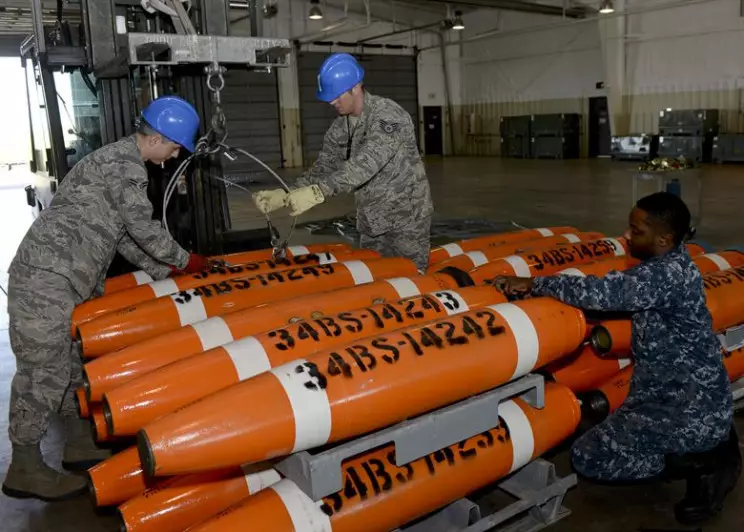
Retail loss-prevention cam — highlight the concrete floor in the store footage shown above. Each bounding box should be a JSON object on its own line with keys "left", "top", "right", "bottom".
{"left": 0, "top": 158, "right": 743, "bottom": 531}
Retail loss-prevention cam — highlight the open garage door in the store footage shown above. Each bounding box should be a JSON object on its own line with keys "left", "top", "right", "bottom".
{"left": 220, "top": 68, "right": 283, "bottom": 183}
{"left": 297, "top": 51, "right": 419, "bottom": 166}
{"left": 220, "top": 68, "right": 283, "bottom": 231}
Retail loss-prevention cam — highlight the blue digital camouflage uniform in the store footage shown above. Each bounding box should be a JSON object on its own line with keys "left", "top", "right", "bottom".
{"left": 8, "top": 134, "right": 190, "bottom": 446}
{"left": 532, "top": 244, "right": 732, "bottom": 481}
{"left": 294, "top": 90, "right": 433, "bottom": 272}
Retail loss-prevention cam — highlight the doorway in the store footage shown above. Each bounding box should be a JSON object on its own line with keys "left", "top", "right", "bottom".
{"left": 423, "top": 106, "right": 443, "bottom": 156}
{"left": 589, "top": 96, "right": 612, "bottom": 158}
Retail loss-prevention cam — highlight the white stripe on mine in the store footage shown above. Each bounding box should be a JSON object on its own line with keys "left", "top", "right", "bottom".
{"left": 432, "top": 290, "right": 470, "bottom": 316}
{"left": 287, "top": 245, "right": 310, "bottom": 256}
{"left": 171, "top": 291, "right": 208, "bottom": 326}
{"left": 564, "top": 233, "right": 581, "bottom": 243}
{"left": 606, "top": 238, "right": 626, "bottom": 256}
{"left": 271, "top": 359, "right": 332, "bottom": 452}
{"left": 272, "top": 479, "right": 332, "bottom": 532}
{"left": 499, "top": 399, "right": 535, "bottom": 473}
{"left": 504, "top": 255, "right": 531, "bottom": 277}
{"left": 223, "top": 336, "right": 272, "bottom": 381}
{"left": 536, "top": 228, "right": 554, "bottom": 237}
{"left": 559, "top": 268, "right": 585, "bottom": 277}
{"left": 149, "top": 278, "right": 180, "bottom": 298}
{"left": 344, "top": 260, "right": 374, "bottom": 285}
{"left": 317, "top": 252, "right": 337, "bottom": 265}
{"left": 192, "top": 317, "right": 234, "bottom": 350}
{"left": 489, "top": 303, "right": 540, "bottom": 380}
{"left": 703, "top": 253, "right": 731, "bottom": 271}
{"left": 618, "top": 358, "right": 632, "bottom": 370}
{"left": 386, "top": 277, "right": 421, "bottom": 299}
{"left": 467, "top": 251, "right": 489, "bottom": 267}
{"left": 442, "top": 243, "right": 464, "bottom": 257}
{"left": 242, "top": 466, "right": 282, "bottom": 495}
{"left": 132, "top": 271, "right": 154, "bottom": 285}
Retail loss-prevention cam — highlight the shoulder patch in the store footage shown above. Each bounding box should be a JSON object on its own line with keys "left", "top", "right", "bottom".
{"left": 378, "top": 119, "right": 400, "bottom": 134}
{"left": 128, "top": 178, "right": 149, "bottom": 190}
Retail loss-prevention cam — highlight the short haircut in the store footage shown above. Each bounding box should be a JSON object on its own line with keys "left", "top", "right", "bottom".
{"left": 137, "top": 120, "right": 158, "bottom": 136}
{"left": 636, "top": 191, "right": 692, "bottom": 246}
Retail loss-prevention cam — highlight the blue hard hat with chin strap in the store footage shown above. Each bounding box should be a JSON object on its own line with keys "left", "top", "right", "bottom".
{"left": 141, "top": 95, "right": 200, "bottom": 153}
{"left": 316, "top": 53, "right": 365, "bottom": 103}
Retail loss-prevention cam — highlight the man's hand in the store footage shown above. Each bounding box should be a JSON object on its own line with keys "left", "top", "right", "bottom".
{"left": 491, "top": 276, "right": 534, "bottom": 298}
{"left": 252, "top": 189, "right": 289, "bottom": 214}
{"left": 286, "top": 185, "right": 325, "bottom": 217}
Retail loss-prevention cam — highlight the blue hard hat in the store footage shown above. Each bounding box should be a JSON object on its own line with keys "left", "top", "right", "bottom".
{"left": 316, "top": 53, "right": 365, "bottom": 103}
{"left": 141, "top": 95, "right": 200, "bottom": 153}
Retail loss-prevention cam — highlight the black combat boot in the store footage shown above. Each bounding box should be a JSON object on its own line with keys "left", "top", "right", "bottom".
{"left": 674, "top": 425, "right": 741, "bottom": 525}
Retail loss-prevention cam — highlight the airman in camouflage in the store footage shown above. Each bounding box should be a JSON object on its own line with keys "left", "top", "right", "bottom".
{"left": 253, "top": 54, "right": 433, "bottom": 272}
{"left": 3, "top": 96, "right": 210, "bottom": 502}
{"left": 493, "top": 192, "right": 740, "bottom": 525}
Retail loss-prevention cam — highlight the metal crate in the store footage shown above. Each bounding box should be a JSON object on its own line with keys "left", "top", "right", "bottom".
{"left": 531, "top": 135, "right": 580, "bottom": 159}
{"left": 500, "top": 115, "right": 531, "bottom": 138}
{"left": 530, "top": 113, "right": 580, "bottom": 138}
{"left": 657, "top": 136, "right": 704, "bottom": 162}
{"left": 501, "top": 136, "right": 531, "bottom": 158}
{"left": 712, "top": 134, "right": 744, "bottom": 163}
{"left": 658, "top": 109, "right": 719, "bottom": 136}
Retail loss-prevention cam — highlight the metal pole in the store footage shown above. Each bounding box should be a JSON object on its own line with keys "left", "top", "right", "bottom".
{"left": 249, "top": 0, "right": 259, "bottom": 36}
{"left": 357, "top": 21, "right": 442, "bottom": 44}
{"left": 439, "top": 31, "right": 455, "bottom": 156}
{"left": 29, "top": 0, "right": 45, "bottom": 53}
{"left": 22, "top": 59, "right": 38, "bottom": 172}
{"left": 38, "top": 65, "right": 70, "bottom": 180}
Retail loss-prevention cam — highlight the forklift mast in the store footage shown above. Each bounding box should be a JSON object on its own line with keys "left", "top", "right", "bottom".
{"left": 20, "top": 0, "right": 290, "bottom": 258}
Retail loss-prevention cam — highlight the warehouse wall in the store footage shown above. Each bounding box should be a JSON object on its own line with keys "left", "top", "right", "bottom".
{"left": 458, "top": 9, "right": 603, "bottom": 156}
{"left": 456, "top": 0, "right": 744, "bottom": 156}
{"left": 625, "top": 0, "right": 744, "bottom": 133}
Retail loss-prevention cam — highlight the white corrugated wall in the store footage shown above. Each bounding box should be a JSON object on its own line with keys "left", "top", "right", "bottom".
{"left": 456, "top": 0, "right": 744, "bottom": 155}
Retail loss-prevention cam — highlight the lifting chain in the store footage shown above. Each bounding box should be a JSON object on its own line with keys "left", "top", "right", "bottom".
{"left": 194, "top": 63, "right": 227, "bottom": 155}
{"left": 195, "top": 63, "right": 291, "bottom": 259}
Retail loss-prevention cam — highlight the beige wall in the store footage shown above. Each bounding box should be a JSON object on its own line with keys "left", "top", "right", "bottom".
{"left": 627, "top": 89, "right": 744, "bottom": 134}
{"left": 452, "top": 98, "right": 590, "bottom": 157}
{"left": 449, "top": 88, "right": 744, "bottom": 158}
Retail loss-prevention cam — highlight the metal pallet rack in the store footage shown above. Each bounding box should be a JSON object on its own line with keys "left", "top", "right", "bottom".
{"left": 275, "top": 374, "right": 576, "bottom": 532}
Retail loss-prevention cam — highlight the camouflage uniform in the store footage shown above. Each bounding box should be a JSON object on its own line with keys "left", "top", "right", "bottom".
{"left": 294, "top": 91, "right": 433, "bottom": 272}
{"left": 8, "top": 135, "right": 189, "bottom": 446}
{"left": 532, "top": 245, "right": 732, "bottom": 481}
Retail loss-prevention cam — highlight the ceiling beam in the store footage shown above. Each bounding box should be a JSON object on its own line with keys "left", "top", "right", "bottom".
{"left": 324, "top": 0, "right": 446, "bottom": 25}
{"left": 423, "top": 0, "right": 590, "bottom": 18}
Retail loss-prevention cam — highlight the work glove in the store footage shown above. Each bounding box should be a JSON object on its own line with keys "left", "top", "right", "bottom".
{"left": 252, "top": 189, "right": 289, "bottom": 214}
{"left": 286, "top": 185, "right": 325, "bottom": 217}
{"left": 182, "top": 253, "right": 212, "bottom": 273}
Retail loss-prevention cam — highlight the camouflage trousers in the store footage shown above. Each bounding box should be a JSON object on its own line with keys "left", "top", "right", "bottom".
{"left": 7, "top": 263, "right": 83, "bottom": 446}
{"left": 571, "top": 402, "right": 731, "bottom": 482}
{"left": 359, "top": 216, "right": 432, "bottom": 273}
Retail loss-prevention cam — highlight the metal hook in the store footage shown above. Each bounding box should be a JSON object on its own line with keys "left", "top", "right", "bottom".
{"left": 206, "top": 73, "right": 225, "bottom": 94}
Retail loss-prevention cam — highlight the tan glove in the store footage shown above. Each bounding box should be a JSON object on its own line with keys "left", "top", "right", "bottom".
{"left": 252, "top": 189, "right": 288, "bottom": 214}
{"left": 286, "top": 185, "right": 325, "bottom": 216}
